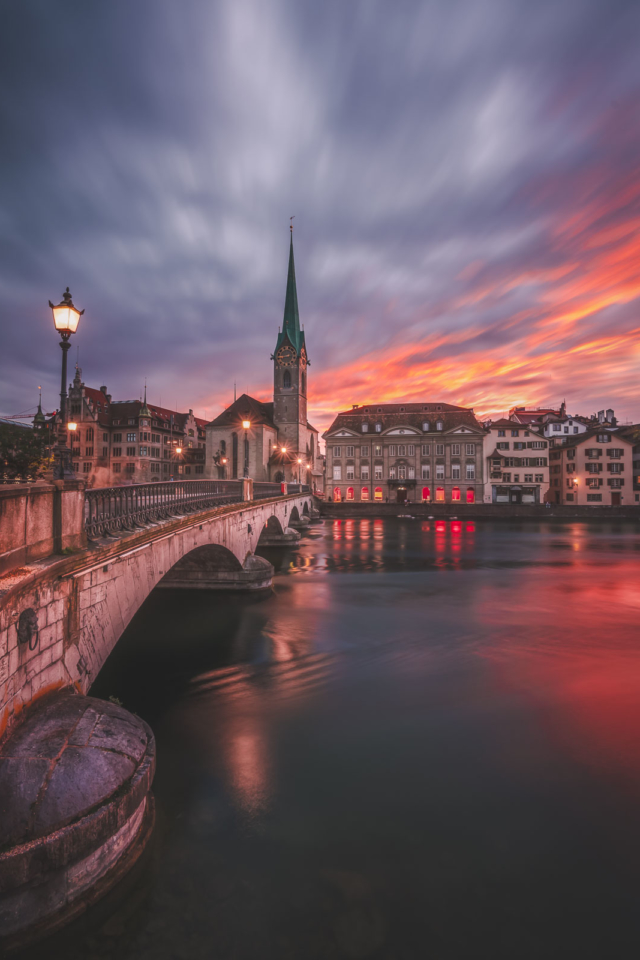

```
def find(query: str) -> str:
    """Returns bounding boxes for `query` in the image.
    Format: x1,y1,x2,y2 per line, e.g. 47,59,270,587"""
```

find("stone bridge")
0,484,313,738
0,481,315,946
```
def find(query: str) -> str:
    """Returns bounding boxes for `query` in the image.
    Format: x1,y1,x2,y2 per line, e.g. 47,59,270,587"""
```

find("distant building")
548,429,635,505
205,231,324,489
323,403,485,503
483,419,549,504
46,367,206,486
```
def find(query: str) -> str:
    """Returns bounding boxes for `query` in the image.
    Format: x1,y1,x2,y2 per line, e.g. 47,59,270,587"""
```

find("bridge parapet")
0,481,85,576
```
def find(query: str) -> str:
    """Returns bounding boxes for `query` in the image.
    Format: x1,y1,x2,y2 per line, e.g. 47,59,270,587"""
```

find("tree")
0,423,52,480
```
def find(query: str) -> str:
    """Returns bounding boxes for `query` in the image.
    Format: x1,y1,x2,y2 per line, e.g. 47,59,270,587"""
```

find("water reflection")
20,518,640,960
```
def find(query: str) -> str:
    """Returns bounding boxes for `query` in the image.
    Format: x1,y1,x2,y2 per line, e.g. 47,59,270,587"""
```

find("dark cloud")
1,0,640,427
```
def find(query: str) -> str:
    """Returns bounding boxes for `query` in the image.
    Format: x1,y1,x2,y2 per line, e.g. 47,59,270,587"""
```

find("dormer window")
375,423,382,432
436,421,443,431
422,421,430,431
400,407,405,413
361,423,369,432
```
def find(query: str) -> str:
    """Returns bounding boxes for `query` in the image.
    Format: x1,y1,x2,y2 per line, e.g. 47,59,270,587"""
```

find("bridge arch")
303,501,310,516
289,505,301,523
0,494,312,737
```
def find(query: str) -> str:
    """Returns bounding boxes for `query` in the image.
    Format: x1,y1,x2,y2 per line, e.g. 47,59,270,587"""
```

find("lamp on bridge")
297,457,303,483
242,420,251,478
49,287,84,480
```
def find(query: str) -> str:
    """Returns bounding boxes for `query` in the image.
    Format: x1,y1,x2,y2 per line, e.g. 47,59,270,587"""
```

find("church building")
205,231,323,490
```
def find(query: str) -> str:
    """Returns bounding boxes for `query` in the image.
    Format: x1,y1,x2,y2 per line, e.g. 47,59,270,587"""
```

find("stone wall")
0,494,311,741
0,481,86,576
319,501,640,521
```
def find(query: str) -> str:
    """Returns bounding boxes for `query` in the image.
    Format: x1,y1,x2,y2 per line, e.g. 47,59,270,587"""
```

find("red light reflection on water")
478,572,640,786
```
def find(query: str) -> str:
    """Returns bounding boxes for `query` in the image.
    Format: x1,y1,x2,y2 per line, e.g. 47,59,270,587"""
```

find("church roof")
274,232,307,357
206,394,277,431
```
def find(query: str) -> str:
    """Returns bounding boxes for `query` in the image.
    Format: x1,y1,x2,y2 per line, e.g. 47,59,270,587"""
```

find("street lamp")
49,287,84,479
242,420,251,478
297,456,302,483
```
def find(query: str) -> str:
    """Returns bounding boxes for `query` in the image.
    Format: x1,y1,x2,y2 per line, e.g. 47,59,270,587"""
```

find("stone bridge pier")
0,485,315,949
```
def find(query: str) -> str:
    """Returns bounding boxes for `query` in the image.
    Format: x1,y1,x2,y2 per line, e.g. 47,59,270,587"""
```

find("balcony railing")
84,480,243,539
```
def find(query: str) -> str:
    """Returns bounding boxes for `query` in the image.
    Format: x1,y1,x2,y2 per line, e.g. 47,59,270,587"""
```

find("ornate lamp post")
242,420,251,478
297,457,302,483
49,287,84,479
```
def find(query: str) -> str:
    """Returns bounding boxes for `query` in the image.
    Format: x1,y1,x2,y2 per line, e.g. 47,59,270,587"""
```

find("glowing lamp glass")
242,420,251,430
281,447,287,453
52,303,81,334
67,422,77,431
176,447,182,454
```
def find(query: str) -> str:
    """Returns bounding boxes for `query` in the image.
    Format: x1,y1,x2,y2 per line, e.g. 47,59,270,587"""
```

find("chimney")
100,385,107,395
598,410,605,423
606,408,614,422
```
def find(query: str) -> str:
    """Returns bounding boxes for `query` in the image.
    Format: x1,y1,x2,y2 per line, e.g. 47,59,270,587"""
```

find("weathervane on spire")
290,215,295,233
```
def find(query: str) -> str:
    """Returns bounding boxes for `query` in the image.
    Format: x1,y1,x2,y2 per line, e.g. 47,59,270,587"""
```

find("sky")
1,0,640,436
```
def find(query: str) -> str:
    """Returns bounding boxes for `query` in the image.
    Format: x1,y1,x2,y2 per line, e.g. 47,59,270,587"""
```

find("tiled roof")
207,394,277,430
323,402,483,437
487,418,540,430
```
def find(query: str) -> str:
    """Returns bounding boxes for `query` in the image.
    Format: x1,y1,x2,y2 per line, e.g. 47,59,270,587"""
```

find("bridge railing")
84,480,243,539
285,483,311,494
253,482,284,499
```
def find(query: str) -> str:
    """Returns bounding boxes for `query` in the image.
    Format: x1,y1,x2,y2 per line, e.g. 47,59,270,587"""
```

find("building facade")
548,430,635,505
483,419,549,504
205,231,323,489
323,403,485,503
46,368,207,486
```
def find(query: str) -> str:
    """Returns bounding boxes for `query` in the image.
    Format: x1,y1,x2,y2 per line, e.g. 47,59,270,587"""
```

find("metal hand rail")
84,480,243,539
253,482,284,500
285,483,311,494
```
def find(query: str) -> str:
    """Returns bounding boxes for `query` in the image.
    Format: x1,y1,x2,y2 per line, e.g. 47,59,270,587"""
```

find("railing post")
242,478,254,501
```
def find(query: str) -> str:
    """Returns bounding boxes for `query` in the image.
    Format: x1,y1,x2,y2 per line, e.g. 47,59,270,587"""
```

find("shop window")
452,486,460,501
374,487,383,500
436,487,445,501
346,487,354,501
466,488,475,503
361,487,370,500
333,487,341,501
422,486,430,501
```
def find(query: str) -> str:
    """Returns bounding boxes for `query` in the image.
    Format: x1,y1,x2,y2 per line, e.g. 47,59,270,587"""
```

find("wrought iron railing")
253,482,284,499
84,480,243,539
285,483,311,494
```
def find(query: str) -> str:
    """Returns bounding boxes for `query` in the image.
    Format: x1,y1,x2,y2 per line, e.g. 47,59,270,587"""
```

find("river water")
21,518,640,959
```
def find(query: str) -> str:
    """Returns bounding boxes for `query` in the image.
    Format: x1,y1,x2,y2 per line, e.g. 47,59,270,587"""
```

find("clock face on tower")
276,345,297,365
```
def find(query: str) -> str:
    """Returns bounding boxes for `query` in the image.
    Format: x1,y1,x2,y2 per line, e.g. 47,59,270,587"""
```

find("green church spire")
275,227,306,356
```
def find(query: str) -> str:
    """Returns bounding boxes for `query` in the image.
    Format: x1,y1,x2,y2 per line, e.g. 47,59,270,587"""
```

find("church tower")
272,229,308,451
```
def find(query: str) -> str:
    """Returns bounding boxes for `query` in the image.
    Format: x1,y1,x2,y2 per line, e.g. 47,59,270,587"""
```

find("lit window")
422,486,430,501
466,488,475,503
374,487,383,500
436,487,445,501
346,487,354,501
361,487,369,500
452,486,460,501
333,487,341,501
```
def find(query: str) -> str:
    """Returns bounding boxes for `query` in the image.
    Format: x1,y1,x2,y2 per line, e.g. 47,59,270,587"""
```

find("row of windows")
108,463,206,475
494,457,548,467
332,486,477,502
332,464,477,480
332,443,476,458
357,421,445,434
495,441,547,450
499,474,545,483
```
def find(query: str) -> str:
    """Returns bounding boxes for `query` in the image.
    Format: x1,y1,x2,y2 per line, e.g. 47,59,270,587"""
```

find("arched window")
466,487,475,503
422,421,430,432
361,487,369,500
333,487,342,501
452,486,461,501
283,369,291,389
310,434,314,459
422,486,430,501
346,487,354,501
436,486,445,501
436,421,443,431
374,487,383,500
